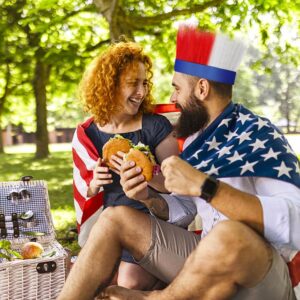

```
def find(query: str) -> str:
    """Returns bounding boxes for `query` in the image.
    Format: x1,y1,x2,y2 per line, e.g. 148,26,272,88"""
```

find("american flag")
180,102,300,297
181,102,300,188
72,106,300,297
72,117,104,247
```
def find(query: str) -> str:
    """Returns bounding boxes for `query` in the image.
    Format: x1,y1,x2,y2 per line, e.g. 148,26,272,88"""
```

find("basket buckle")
36,261,57,273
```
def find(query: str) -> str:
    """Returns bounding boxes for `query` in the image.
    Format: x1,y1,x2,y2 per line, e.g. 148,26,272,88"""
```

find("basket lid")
0,178,55,245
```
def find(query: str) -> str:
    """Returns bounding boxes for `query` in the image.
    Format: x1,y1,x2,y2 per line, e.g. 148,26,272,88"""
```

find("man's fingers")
121,166,142,183
110,154,123,165
110,167,120,175
121,169,145,191
123,180,148,198
120,160,136,172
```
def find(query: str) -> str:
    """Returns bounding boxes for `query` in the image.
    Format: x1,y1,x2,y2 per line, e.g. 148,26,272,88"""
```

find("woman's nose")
135,84,146,98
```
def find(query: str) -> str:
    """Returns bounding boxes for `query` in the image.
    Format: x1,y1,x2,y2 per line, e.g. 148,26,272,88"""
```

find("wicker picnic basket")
0,177,68,300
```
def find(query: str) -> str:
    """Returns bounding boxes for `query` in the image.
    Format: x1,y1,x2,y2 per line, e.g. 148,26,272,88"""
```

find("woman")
73,41,179,290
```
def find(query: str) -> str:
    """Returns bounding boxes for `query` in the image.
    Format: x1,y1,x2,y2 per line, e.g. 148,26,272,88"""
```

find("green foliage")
0,240,23,261
1,0,300,136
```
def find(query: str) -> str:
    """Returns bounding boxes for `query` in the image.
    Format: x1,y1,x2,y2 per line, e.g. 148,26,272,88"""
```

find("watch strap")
200,176,219,202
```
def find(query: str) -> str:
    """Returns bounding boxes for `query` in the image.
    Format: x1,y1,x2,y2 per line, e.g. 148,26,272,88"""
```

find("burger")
124,143,156,182
102,134,132,168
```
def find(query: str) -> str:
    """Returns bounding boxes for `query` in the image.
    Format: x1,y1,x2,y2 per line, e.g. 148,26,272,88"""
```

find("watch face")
201,176,219,202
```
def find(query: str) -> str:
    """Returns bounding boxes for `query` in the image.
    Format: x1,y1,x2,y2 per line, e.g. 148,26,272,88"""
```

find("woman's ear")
194,78,210,101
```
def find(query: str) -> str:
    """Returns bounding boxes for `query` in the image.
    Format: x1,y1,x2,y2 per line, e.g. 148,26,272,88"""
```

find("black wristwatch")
200,176,220,202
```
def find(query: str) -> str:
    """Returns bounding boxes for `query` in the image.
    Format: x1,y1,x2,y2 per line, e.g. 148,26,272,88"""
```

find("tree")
0,0,108,157
1,0,299,156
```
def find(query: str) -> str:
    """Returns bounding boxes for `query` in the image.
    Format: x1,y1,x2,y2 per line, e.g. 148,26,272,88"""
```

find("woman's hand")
120,160,149,201
161,156,205,196
88,158,112,197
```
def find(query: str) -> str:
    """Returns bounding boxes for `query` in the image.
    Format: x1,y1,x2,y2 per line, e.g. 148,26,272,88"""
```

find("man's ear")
194,78,210,101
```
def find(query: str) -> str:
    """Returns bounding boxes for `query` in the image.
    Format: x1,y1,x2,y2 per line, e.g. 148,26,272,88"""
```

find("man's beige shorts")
137,216,295,300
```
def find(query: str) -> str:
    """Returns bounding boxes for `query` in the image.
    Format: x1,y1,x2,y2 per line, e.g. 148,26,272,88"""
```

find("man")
58,25,300,300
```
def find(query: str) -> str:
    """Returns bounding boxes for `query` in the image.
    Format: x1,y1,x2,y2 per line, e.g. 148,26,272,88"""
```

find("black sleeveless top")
85,113,173,212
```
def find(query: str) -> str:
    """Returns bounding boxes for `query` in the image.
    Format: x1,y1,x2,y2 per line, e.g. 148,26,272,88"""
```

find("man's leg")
57,206,152,300
100,220,275,300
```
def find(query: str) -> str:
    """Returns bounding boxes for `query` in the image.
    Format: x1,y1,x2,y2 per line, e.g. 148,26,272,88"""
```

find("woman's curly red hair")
79,41,155,126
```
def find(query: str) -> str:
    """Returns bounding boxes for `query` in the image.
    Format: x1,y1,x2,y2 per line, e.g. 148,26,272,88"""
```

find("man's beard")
174,93,209,138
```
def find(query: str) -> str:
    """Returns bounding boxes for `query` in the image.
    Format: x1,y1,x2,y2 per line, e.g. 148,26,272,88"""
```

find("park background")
0,0,299,254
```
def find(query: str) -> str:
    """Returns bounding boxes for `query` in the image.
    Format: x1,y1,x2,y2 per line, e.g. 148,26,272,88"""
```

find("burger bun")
125,148,153,182
103,137,132,168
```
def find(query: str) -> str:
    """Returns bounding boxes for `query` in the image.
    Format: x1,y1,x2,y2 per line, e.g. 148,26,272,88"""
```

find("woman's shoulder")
142,113,173,133
143,112,170,124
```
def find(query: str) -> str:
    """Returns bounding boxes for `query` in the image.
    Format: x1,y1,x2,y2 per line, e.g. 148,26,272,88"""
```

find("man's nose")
170,92,177,104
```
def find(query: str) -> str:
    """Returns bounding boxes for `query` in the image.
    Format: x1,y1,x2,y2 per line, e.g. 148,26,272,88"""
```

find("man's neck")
207,98,231,127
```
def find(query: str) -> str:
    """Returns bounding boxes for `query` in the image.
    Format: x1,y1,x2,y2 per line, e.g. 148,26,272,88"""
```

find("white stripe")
209,34,247,71
74,199,83,224
294,283,300,300
72,129,97,170
73,164,89,199
78,208,103,247
278,247,298,262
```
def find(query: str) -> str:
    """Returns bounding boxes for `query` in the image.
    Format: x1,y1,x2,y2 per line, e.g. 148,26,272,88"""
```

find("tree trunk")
33,60,51,158
93,0,134,41
0,118,4,153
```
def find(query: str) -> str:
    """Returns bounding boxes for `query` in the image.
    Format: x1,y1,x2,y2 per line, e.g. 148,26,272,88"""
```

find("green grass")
1,138,299,256
0,144,80,255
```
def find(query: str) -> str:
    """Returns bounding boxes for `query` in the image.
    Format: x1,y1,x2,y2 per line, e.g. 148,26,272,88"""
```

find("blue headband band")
174,59,236,85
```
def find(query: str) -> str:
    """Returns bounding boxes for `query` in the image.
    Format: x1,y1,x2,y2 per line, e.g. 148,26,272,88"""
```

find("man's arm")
120,160,197,226
139,188,169,220
161,156,263,234
210,181,263,234
120,160,170,219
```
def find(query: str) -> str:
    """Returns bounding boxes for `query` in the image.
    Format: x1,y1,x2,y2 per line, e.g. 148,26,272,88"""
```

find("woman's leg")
117,261,158,290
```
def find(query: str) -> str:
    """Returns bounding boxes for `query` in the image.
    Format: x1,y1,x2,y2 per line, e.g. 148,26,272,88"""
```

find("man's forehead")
172,72,185,86
172,72,193,87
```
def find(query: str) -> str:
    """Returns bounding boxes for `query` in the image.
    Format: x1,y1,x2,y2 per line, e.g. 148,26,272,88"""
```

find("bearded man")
58,25,300,300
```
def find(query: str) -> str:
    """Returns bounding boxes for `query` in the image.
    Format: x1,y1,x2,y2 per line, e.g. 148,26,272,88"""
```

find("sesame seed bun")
102,136,132,168
125,148,153,182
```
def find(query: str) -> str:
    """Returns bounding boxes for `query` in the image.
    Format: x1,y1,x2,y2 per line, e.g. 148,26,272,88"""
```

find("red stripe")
287,251,300,287
81,192,104,225
154,104,180,114
73,181,104,226
73,181,87,211
176,26,215,65
72,148,94,186
193,230,202,235
76,125,99,161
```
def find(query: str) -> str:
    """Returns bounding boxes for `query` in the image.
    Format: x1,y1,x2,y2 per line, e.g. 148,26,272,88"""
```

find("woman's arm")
148,131,179,192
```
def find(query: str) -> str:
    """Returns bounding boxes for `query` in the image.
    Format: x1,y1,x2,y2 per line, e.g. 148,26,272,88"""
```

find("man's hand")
120,160,149,201
120,159,169,220
161,156,205,196
109,151,125,175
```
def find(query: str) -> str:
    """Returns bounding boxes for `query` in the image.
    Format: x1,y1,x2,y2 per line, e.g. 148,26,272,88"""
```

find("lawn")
1,136,299,256
0,143,80,255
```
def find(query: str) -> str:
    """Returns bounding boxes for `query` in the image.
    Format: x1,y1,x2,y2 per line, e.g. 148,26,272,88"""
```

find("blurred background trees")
0,0,299,158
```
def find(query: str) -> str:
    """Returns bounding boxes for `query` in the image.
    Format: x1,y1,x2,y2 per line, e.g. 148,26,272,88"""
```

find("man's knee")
193,220,272,286
196,220,267,268
93,206,151,242
93,206,134,234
